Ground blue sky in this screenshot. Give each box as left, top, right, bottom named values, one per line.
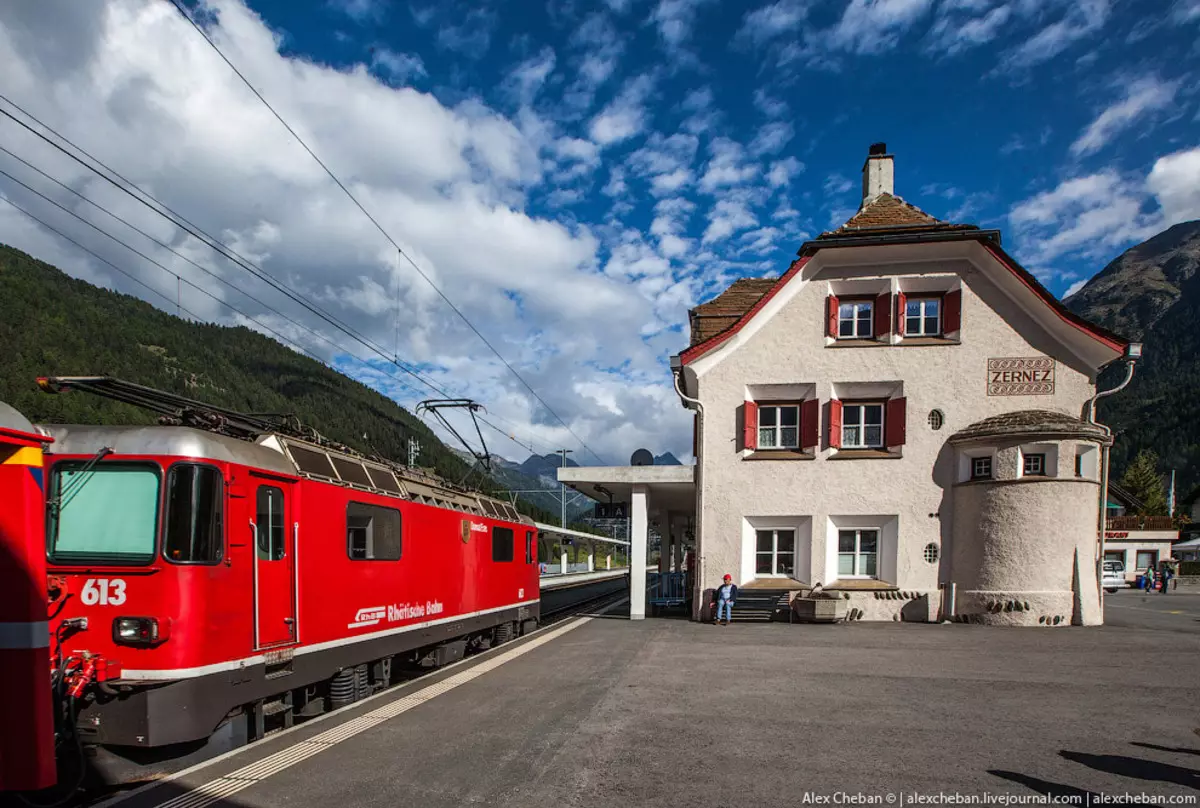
left=1, top=0, right=1198, bottom=465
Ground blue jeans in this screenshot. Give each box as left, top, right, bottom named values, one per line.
left=716, top=599, right=733, bottom=622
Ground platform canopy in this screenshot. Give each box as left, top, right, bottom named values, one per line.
left=558, top=464, right=696, bottom=620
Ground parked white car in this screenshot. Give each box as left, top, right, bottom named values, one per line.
left=1102, top=560, right=1128, bottom=593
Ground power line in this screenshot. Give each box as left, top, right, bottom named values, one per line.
left=0, top=155, right=553, bottom=462
left=0, top=97, right=555, bottom=457
left=163, top=0, right=607, bottom=466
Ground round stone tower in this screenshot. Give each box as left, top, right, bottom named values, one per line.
left=946, top=410, right=1111, bottom=626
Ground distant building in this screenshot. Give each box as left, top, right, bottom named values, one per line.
left=671, top=143, right=1139, bottom=626
left=1102, top=482, right=1177, bottom=579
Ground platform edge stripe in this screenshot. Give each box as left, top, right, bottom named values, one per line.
left=154, top=777, right=247, bottom=808
left=226, top=743, right=326, bottom=781
left=139, top=615, right=596, bottom=808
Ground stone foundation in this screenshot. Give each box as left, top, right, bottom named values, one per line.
left=951, top=590, right=1073, bottom=626
left=837, top=589, right=938, bottom=623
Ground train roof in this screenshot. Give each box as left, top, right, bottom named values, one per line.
left=43, top=423, right=530, bottom=524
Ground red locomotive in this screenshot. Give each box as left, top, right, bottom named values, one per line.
left=4, top=377, right=540, bottom=787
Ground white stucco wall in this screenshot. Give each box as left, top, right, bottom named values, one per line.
left=689, top=244, right=1102, bottom=621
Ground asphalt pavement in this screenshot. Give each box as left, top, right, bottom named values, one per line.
left=105, top=601, right=1200, bottom=808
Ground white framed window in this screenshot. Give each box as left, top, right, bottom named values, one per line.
left=755, top=529, right=796, bottom=576
left=837, top=529, right=878, bottom=578
left=971, top=456, right=993, bottom=480
left=758, top=405, right=799, bottom=449
left=838, top=300, right=874, bottom=339
left=842, top=403, right=884, bottom=449
left=905, top=297, right=941, bottom=336
left=1023, top=453, right=1046, bottom=476
left=1135, top=550, right=1158, bottom=571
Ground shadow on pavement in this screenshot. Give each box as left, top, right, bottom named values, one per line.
left=988, top=769, right=1106, bottom=803
left=1058, top=750, right=1200, bottom=790
left=1130, top=741, right=1200, bottom=758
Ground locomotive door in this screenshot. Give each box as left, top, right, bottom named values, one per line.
left=252, top=480, right=298, bottom=649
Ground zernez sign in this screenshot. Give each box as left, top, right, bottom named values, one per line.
left=987, top=357, right=1055, bottom=396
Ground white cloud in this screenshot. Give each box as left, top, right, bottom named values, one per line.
left=753, top=87, right=789, bottom=118
left=767, top=157, right=804, bottom=187
left=680, top=86, right=720, bottom=135
left=0, top=0, right=697, bottom=465
left=1070, top=76, right=1179, bottom=158
left=699, top=138, right=759, bottom=192
left=328, top=0, right=385, bottom=23
left=1176, top=0, right=1200, bottom=21
left=588, top=74, right=655, bottom=146
left=702, top=197, right=759, bottom=244
left=824, top=173, right=853, bottom=195
left=565, top=14, right=625, bottom=112
left=1062, top=278, right=1088, bottom=298
left=1146, top=146, right=1200, bottom=227
left=827, top=0, right=935, bottom=54
left=505, top=47, right=557, bottom=106
left=735, top=0, right=811, bottom=46
left=650, top=0, right=716, bottom=48
left=369, top=47, right=426, bottom=83
left=999, top=0, right=1110, bottom=71
left=927, top=2, right=1011, bottom=55
left=750, top=121, right=794, bottom=156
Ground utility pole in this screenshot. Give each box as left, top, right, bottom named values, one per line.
left=408, top=438, right=421, bottom=468
left=557, top=448, right=574, bottom=528
left=1168, top=469, right=1176, bottom=516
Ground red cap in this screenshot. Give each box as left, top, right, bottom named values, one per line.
left=723, top=574, right=732, bottom=581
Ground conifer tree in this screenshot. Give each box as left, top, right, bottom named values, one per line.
left=1118, top=449, right=1168, bottom=516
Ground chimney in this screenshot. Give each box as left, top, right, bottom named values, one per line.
left=861, top=142, right=893, bottom=206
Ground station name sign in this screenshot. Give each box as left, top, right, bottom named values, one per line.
left=987, top=357, right=1055, bottom=396
left=594, top=502, right=629, bottom=520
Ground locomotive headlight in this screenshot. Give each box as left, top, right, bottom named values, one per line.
left=112, top=617, right=170, bottom=646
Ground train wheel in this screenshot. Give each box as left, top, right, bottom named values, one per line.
left=493, top=622, right=514, bottom=646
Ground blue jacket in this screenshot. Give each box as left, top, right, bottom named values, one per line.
left=712, top=583, right=738, bottom=603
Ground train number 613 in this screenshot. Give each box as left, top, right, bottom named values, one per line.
left=81, top=578, right=127, bottom=606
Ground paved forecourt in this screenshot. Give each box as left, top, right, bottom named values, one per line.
left=103, top=602, right=1200, bottom=808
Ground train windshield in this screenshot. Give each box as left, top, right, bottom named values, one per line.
left=48, top=462, right=161, bottom=564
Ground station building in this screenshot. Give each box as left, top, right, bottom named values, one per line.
left=668, top=144, right=1140, bottom=626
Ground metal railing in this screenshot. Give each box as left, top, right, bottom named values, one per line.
left=1107, top=515, right=1176, bottom=531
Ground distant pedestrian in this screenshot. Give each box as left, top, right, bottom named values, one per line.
left=1144, top=566, right=1156, bottom=592
left=1160, top=565, right=1172, bottom=595
left=713, top=574, right=737, bottom=625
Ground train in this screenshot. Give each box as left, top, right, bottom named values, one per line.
left=0, top=377, right=543, bottom=794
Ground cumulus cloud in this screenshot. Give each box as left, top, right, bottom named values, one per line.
left=767, top=157, right=804, bottom=187
left=735, top=0, right=811, bottom=46
left=0, top=0, right=693, bottom=465
left=650, top=0, right=716, bottom=48
left=750, top=121, right=794, bottom=156
left=1070, top=76, right=1179, bottom=158
left=1006, top=145, right=1200, bottom=273
left=702, top=198, right=759, bottom=244
left=369, top=47, right=426, bottom=83
left=699, top=137, right=759, bottom=192
left=588, top=74, right=655, bottom=146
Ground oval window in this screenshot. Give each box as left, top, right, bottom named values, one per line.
left=928, top=409, right=945, bottom=430
left=924, top=543, right=940, bottom=564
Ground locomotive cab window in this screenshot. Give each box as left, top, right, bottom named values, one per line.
left=347, top=501, right=402, bottom=560
left=492, top=526, right=514, bottom=562
left=255, top=486, right=286, bottom=561
left=164, top=464, right=224, bottom=564
left=48, top=461, right=160, bottom=565
left=526, top=530, right=534, bottom=564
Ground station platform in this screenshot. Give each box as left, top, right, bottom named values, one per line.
left=101, top=603, right=1200, bottom=808
left=539, top=568, right=628, bottom=590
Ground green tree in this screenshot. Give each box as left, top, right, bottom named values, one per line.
left=1118, top=449, right=1169, bottom=516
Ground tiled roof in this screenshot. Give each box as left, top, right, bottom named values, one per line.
left=819, top=193, right=976, bottom=238
left=689, top=277, right=776, bottom=346
left=949, top=410, right=1111, bottom=444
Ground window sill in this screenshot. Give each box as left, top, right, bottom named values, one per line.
left=828, top=449, right=902, bottom=460
left=824, top=580, right=897, bottom=592
left=743, top=449, right=816, bottom=461
left=825, top=338, right=889, bottom=348
left=954, top=476, right=1098, bottom=488
left=897, top=336, right=960, bottom=346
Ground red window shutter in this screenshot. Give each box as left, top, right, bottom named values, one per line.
left=874, top=293, right=891, bottom=338
left=801, top=398, right=819, bottom=450
left=896, top=291, right=907, bottom=336
left=886, top=396, right=907, bottom=447
left=828, top=399, right=842, bottom=449
left=943, top=289, right=962, bottom=334
left=826, top=294, right=839, bottom=337
left=743, top=401, right=758, bottom=451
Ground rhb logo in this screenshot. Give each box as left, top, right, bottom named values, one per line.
left=470, top=521, right=488, bottom=533
left=348, top=606, right=386, bottom=629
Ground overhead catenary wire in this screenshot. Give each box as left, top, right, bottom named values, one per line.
left=0, top=188, right=513, bottom=463
left=0, top=97, right=556, bottom=458
left=162, top=0, right=607, bottom=466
